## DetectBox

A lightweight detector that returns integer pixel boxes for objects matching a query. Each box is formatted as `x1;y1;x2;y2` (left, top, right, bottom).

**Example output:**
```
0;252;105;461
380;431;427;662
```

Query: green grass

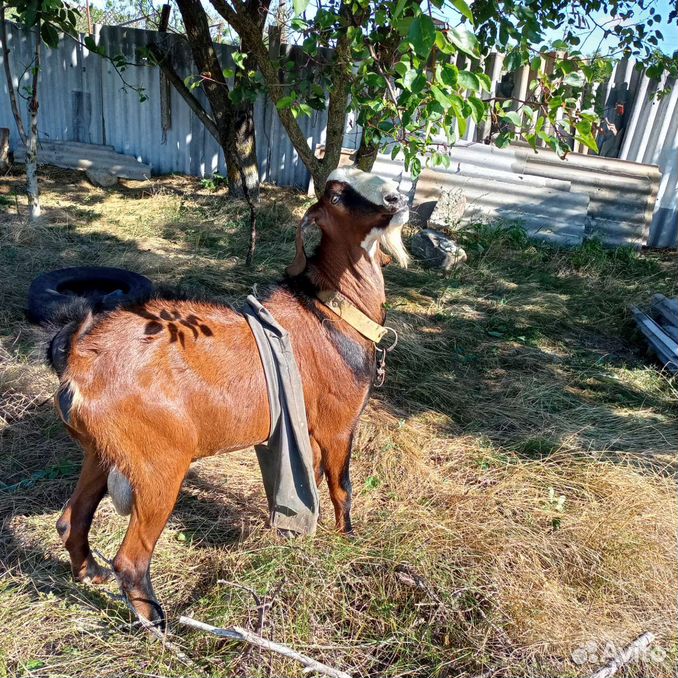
0;166;676;678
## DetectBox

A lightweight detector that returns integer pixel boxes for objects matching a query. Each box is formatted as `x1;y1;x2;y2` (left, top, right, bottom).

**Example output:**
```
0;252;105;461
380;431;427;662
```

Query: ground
0;167;676;678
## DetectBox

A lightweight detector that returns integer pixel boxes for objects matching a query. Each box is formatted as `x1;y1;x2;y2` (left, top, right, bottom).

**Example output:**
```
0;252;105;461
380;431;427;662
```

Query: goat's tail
44;299;95;377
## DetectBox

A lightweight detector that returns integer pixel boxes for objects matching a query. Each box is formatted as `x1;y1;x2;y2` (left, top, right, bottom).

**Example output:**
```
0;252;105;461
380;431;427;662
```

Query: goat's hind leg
320;433;354;535
112;454;190;629
56;450;111;584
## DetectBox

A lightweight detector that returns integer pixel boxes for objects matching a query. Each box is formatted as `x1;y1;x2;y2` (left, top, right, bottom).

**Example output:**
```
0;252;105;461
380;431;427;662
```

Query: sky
89;0;678;56
542;0;678;57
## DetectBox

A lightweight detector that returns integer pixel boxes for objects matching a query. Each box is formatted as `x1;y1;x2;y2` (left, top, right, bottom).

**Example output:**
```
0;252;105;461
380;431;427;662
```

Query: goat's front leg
56;451;111;584
112;456;189;629
319;433;354;535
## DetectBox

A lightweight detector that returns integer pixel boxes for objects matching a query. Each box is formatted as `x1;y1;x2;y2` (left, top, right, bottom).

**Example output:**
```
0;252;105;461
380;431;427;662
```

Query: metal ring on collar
378;326;398;352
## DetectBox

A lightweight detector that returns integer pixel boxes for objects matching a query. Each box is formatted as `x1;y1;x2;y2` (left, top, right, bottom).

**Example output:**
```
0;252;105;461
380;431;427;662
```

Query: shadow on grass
1;170;676;658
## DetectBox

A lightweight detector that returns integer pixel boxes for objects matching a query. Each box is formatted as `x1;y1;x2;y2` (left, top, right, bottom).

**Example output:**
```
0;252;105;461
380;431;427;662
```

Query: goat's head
287;167;410;276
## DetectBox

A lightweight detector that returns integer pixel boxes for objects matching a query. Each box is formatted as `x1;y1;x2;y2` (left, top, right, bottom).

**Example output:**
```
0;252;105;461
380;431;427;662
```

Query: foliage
199;172;228;191
226;0;676;176
5;0;79;46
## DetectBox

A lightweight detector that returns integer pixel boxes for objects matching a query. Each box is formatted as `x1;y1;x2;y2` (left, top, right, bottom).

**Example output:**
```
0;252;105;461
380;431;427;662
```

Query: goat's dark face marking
321;181;394;231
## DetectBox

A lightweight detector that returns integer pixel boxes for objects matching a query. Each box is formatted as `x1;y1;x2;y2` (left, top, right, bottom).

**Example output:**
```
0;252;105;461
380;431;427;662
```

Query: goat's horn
286;215;313;277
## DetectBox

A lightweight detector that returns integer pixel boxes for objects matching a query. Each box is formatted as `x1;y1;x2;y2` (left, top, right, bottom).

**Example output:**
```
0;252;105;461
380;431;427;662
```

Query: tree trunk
228;106;259;198
1;6;41;218
1;6;27;144
26;20;41;218
228;25;263;200
354;132;378;172
174;0;259;199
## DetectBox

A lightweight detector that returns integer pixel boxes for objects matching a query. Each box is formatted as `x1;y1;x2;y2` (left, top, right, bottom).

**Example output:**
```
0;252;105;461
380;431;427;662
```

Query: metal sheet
411;140;660;248
416;169;588;246
620;74;678;248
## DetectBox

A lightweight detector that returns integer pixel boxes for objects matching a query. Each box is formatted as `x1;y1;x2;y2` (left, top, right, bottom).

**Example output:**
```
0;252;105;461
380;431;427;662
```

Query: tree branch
178;616;352;678
147;41;220;142
209;0;321;177
316;2;353;180
0;6;27;145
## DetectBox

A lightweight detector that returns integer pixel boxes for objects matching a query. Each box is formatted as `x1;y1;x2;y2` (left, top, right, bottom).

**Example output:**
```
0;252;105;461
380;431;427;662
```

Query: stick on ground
587;632;655;678
178;615;352;678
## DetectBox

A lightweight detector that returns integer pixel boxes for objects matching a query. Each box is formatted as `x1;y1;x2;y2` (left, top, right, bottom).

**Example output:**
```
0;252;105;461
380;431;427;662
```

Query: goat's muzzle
384;191;408;213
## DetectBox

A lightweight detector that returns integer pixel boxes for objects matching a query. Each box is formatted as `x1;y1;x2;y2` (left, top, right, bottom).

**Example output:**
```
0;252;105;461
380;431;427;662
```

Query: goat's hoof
75;556;112;585
131;600;166;633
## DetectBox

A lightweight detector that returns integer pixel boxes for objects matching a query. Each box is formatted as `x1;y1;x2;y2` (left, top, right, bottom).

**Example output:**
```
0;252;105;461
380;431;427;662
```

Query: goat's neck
308;237;386;324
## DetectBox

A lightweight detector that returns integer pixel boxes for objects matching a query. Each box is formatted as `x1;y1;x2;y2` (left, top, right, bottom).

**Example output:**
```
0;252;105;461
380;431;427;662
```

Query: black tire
27;266;155;324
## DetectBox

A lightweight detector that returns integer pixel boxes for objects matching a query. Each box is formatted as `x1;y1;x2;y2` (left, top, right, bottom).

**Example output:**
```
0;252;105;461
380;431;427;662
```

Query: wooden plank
14;142;151;179
651;294;678;327
630;306;678;373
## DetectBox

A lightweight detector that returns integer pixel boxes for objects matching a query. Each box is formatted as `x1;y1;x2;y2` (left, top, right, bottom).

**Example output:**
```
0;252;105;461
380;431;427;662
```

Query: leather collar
316;289;388;344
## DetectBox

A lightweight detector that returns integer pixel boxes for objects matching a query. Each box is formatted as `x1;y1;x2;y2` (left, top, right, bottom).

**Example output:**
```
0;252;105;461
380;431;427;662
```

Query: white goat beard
380;222;410;268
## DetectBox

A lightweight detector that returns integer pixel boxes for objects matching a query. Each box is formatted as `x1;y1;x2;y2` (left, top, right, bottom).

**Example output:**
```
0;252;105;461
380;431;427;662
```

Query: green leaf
563;71;586;88
524;132;538;150
410;73;427;94
502;111;523;127
40;23;59;48
394;60;409;77
232;52;247;69
293;0;309;15
505;49;523;72
431;85;453;110
290;17;308;30
558;59;576;75
26;660;46;671
441;63;458;87
447;26;479;58
456;109;468;138
408;14;436;60
297;103;313;117
450;0;474;23
276;95;295;110
365;475;381;490
575;134;599;153
458;70;480;91
401;68;417;90
84;35;98;52
476;72;492;92
467;95;486;123
392;0;409;19
434;30;455;54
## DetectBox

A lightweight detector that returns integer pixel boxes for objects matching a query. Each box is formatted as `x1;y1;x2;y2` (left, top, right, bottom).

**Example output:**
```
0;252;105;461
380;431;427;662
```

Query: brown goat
51;169;409;626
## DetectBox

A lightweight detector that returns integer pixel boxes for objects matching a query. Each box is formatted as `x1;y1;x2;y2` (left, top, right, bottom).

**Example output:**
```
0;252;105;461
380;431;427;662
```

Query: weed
200;172;228;192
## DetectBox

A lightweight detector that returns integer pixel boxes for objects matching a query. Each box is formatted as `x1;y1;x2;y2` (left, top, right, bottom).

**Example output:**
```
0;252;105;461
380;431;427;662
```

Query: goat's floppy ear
286;212;316;277
376;244;393;268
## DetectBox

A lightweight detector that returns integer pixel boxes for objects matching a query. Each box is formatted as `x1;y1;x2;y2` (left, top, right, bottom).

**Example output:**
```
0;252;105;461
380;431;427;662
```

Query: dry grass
0;166;677;678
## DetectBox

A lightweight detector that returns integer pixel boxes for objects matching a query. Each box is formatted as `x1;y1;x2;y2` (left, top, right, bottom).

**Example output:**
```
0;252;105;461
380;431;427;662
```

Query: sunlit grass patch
0;167;676;677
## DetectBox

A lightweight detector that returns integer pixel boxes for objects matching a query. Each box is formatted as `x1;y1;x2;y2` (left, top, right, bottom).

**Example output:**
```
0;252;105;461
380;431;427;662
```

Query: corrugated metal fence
619;73;678;248
0;22;359;187
0;22;675;246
